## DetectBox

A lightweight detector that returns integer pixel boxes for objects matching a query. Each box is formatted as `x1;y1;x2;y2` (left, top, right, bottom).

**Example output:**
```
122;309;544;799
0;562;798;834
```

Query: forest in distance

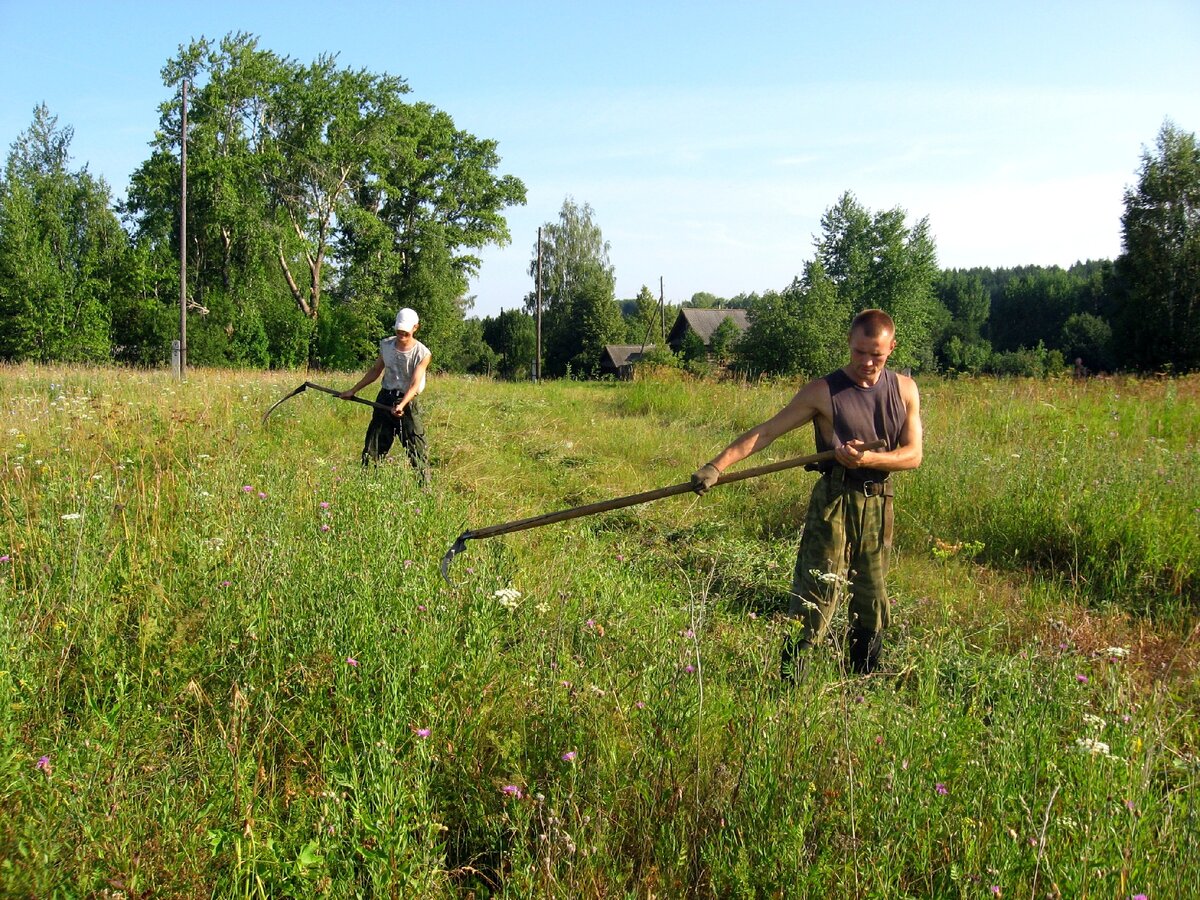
0;32;1197;381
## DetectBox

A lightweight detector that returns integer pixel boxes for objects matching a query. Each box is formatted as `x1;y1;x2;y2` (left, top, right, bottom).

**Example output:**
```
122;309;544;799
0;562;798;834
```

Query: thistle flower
561;751;576;762
415;727;431;738
935;783;948;796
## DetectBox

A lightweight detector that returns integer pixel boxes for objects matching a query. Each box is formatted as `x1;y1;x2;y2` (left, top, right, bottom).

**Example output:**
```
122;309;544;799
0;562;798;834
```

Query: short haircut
850;308;895;338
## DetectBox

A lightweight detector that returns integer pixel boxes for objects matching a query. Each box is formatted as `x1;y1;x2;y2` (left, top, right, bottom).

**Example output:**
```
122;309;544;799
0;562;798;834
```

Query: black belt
826;466;893;497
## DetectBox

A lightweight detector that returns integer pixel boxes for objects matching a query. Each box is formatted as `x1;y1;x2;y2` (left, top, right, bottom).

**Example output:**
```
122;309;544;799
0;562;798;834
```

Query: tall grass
1;364;1196;897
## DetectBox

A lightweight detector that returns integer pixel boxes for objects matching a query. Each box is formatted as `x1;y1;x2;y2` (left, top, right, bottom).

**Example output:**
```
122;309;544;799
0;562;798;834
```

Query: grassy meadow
1;363;1197;898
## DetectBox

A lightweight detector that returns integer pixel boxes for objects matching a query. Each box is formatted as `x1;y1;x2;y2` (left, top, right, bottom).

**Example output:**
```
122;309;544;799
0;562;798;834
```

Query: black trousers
361;388;430;482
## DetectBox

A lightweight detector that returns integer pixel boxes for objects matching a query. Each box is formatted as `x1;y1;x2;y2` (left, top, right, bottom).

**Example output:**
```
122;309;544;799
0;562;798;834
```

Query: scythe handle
299;382;396;414
464;440;886;542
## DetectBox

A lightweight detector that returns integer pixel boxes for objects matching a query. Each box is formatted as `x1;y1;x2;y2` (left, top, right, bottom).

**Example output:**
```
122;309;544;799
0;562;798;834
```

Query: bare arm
836;374;923;472
705;379;827;474
340;357;385;398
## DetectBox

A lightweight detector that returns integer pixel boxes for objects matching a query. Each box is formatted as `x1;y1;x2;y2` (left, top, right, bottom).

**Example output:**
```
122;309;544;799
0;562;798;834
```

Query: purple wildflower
36;755;51;773
501;785;522;798
561;750;576;762
415;728;431;739
320;501;330;509
935;782;948;796
0;554;10;563
242;485;253;492
346;656;358;667
1076;674;1089;684
320;524;331;532
684;664;696;674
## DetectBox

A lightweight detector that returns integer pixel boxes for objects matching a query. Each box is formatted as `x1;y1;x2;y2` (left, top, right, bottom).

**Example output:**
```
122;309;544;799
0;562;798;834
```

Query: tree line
0;34;1196;378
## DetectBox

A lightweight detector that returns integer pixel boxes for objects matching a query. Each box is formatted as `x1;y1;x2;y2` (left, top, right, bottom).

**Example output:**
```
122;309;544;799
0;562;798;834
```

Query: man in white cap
340;307;433;481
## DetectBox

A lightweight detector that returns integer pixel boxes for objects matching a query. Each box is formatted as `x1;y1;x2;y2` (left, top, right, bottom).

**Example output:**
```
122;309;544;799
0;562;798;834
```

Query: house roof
668;308;750;345
601;344;656;368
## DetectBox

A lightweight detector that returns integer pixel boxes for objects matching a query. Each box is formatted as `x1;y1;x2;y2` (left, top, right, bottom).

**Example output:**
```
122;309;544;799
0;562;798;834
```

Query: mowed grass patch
0;363;1196;897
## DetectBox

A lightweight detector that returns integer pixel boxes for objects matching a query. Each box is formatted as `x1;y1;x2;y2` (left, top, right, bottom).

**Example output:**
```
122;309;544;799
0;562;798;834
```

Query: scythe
440;440;886;585
261;381;395;426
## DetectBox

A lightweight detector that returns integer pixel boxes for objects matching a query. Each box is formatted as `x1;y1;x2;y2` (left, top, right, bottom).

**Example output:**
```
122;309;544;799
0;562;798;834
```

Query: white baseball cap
394;308;419;331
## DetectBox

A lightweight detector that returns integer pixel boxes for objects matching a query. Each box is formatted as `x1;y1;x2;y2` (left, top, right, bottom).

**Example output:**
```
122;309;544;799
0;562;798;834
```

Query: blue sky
2;1;1198;318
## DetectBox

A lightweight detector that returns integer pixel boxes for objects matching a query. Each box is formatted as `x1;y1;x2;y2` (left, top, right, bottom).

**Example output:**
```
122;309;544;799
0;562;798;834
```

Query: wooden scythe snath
261;381;395;426
440;440;887;585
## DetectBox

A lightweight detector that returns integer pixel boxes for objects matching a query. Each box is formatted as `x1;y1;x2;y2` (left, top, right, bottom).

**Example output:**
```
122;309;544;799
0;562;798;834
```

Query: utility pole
535;226;542;382
660;276;666;343
178;78;188;379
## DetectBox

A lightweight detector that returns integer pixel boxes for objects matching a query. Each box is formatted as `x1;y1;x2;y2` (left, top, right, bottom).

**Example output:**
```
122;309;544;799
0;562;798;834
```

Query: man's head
846;308;896;386
394;308;420;343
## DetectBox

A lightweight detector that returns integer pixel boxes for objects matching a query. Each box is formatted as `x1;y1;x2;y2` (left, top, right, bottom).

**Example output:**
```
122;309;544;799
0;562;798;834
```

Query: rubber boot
780;636;812;685
846;628;882;675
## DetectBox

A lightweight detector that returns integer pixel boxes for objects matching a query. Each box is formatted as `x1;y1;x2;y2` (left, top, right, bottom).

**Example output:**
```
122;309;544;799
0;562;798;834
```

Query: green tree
482;308;536;379
127;32;525;368
815;192;939;370
1114;120;1200;371
0;105;122;362
707;316;741;362
529;198;622;376
1060;312;1114;372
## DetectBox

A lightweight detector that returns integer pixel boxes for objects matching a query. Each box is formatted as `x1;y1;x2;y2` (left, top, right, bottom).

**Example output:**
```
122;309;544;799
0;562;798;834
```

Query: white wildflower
1074;737;1119;760
494;588;521;610
1082;713;1106;730
60;513;82;521
1103;646;1130;659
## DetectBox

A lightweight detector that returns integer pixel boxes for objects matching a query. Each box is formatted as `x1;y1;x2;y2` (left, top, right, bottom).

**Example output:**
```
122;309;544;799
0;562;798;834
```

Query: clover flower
501;785;522;798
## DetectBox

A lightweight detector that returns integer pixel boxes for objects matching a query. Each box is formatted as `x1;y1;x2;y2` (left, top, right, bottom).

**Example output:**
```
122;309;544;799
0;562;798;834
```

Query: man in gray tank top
691;309;923;679
340;307;433;483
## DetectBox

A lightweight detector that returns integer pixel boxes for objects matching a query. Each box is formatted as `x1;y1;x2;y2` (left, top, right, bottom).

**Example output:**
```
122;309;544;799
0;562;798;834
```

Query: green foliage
121;32;525;369
816;192;940;371
1115;120;1200;372
707;316;741;362
532;199;623;376
481;307;536;379
0;106;121;362
0;367;1196;897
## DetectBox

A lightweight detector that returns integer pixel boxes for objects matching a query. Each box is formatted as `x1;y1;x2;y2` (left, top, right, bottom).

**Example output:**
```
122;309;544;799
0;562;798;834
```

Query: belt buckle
862;480;877;497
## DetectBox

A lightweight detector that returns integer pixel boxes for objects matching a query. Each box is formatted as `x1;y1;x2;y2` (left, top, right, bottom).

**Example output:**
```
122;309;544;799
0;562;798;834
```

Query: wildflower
991;887;1001;897
616;553;625;562
243;485;253;492
60;513;82;521
561;751;576;762
417;604;427;612
320;501;330;509
494;588;521;610
501;785;522;798
1104;646;1130;659
1076;674;1089;684
1074;737;1117;759
220;580;232;588
415;728;431;739
346;656;359;667
681;628;694;639
404;559;414;568
935;783;948;796
1082;713;1106;730
320;524;331;532
1132;894;1148;900
36;755;51;774
683;664;696;674
0;555;10;564
257;492;266;499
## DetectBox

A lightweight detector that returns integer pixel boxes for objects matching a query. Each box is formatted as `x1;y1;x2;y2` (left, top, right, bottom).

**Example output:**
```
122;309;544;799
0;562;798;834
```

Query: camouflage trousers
788;467;894;643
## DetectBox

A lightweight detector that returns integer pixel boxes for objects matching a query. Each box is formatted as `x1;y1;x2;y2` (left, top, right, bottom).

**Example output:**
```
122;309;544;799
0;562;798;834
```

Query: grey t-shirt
380;337;430;393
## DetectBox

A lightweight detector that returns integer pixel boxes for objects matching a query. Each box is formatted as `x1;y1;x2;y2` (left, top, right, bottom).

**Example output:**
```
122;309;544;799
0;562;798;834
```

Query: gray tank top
815;368;906;481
